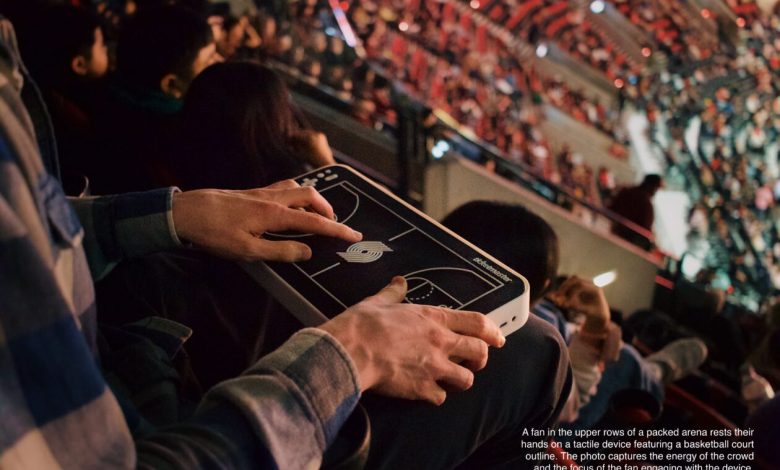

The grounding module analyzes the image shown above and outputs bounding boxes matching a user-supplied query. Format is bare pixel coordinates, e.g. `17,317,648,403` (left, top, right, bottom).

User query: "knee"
486,315,571,394
504,315,570,367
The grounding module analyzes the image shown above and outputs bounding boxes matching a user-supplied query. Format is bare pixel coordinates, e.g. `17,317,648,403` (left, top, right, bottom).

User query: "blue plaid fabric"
0,18,359,469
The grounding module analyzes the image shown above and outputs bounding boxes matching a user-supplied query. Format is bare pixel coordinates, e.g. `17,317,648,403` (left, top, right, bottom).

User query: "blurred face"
219,20,247,59
309,61,321,77
163,41,221,99
208,15,224,44
330,37,344,54
83,28,109,78
278,35,292,53
312,33,327,53
262,17,277,40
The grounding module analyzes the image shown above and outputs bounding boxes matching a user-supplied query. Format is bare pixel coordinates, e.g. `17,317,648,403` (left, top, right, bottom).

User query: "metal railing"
428,120,658,248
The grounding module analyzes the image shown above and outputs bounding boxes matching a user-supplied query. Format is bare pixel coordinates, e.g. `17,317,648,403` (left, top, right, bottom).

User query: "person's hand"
172,180,362,262
320,277,506,405
548,275,610,334
289,130,336,167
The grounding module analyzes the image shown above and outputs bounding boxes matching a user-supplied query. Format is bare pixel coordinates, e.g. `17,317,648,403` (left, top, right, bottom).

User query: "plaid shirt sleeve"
137,329,362,470
69,188,183,280
0,17,361,469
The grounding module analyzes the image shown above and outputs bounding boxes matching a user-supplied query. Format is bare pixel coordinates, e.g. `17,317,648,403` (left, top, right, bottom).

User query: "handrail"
431,121,658,245
274,51,658,248
271,60,356,107
307,0,658,249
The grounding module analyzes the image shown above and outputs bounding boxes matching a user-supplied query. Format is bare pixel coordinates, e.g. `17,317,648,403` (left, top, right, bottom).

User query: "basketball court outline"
286,180,507,310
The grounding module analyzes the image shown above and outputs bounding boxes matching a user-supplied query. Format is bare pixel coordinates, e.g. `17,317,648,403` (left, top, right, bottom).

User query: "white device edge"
241,164,531,335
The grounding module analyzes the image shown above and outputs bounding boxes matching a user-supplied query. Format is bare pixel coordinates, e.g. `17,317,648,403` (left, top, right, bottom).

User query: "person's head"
329,35,344,55
258,14,277,42
301,58,322,78
218,14,247,58
117,6,219,99
18,5,108,86
640,174,663,195
310,31,328,53
442,201,559,304
277,34,293,54
179,61,304,188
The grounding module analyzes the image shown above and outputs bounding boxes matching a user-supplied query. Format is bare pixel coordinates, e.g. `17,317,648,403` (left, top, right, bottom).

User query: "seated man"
443,201,707,428
91,5,221,194
0,15,571,469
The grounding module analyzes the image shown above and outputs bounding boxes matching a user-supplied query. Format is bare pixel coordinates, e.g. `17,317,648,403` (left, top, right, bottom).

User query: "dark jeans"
97,251,573,469
363,315,573,470
96,250,281,390
568,344,664,430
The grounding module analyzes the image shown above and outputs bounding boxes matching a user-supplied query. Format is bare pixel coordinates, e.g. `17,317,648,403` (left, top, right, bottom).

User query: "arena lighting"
593,270,617,288
535,43,549,58
431,140,451,159
736,17,746,28
398,21,409,32
469,0,480,9
589,0,605,14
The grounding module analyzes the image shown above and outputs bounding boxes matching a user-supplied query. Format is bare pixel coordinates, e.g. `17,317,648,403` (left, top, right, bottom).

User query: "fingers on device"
242,164,530,336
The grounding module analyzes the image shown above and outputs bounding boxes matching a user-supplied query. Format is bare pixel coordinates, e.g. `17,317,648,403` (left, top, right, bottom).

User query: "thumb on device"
370,276,408,305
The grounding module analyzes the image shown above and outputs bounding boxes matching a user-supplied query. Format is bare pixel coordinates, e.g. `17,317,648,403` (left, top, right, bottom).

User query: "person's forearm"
137,328,361,469
568,334,602,409
69,188,182,279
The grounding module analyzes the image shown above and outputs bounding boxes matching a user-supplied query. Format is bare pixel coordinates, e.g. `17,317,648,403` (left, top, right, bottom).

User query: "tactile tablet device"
242,164,530,336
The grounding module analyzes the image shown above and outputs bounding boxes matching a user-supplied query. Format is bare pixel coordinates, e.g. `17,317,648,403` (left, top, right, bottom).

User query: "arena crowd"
0,0,778,468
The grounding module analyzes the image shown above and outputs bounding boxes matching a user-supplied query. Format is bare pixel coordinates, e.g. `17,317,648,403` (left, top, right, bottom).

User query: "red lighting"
614,78,624,88
736,17,746,28
641,47,651,57
701,8,711,19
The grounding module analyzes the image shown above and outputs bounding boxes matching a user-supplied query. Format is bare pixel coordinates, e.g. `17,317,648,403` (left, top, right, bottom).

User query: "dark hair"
176,61,305,189
442,201,559,304
641,174,663,190
223,14,241,32
117,6,213,90
15,4,99,86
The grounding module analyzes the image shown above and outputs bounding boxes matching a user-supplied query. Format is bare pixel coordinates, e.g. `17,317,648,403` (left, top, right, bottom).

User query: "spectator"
91,5,221,194
216,14,260,59
443,200,707,427
175,61,334,190
13,4,108,195
0,15,574,469
608,174,663,249
0,12,568,468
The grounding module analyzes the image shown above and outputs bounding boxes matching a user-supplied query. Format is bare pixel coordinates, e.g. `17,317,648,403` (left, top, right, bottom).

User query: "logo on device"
338,241,393,263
